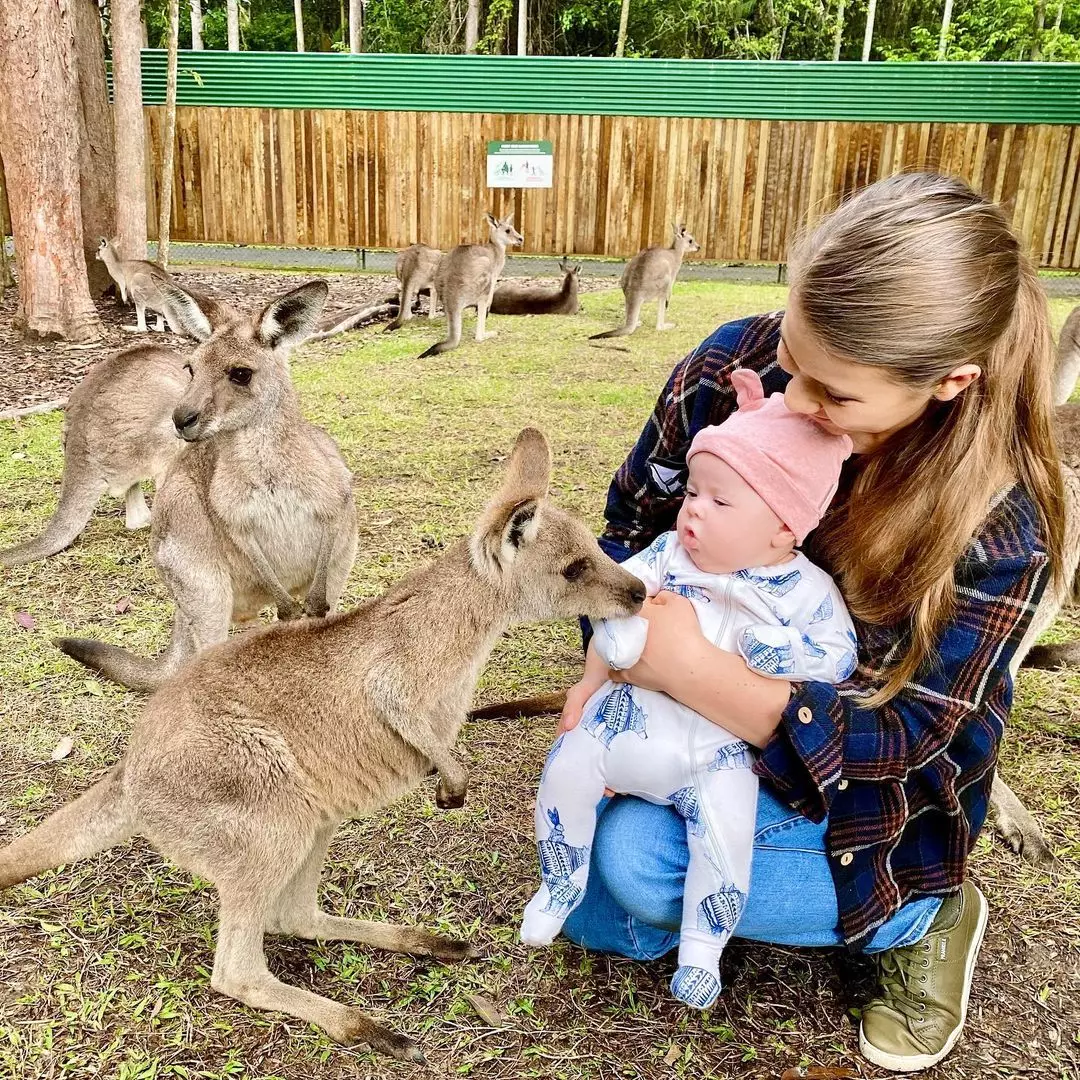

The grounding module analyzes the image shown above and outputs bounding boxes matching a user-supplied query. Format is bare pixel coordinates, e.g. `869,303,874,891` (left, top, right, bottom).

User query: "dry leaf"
663,1044,683,1066
370,516,394,527
781,1068,858,1080
50,736,74,762
115,597,132,615
15,611,36,631
463,992,508,1028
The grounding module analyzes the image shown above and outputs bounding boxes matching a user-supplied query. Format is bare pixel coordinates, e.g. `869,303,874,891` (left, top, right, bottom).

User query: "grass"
0,280,1078,1079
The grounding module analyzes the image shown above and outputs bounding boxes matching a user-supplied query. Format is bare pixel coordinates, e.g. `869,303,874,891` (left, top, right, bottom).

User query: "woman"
559,173,1065,1072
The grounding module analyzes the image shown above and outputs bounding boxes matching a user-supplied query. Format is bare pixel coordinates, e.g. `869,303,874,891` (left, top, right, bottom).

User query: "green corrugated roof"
139,52,1080,124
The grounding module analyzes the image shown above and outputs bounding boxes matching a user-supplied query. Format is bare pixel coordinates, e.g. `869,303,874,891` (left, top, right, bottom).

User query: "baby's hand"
558,679,595,734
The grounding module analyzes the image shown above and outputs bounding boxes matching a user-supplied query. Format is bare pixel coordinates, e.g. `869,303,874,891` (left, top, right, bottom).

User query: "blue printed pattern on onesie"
662,572,711,603
540,734,565,785
668,786,706,837
708,741,755,772
732,567,802,596
697,885,745,937
638,532,670,568
810,593,834,624
740,629,796,675
583,684,649,747
836,629,858,680
671,966,722,1009
536,808,590,917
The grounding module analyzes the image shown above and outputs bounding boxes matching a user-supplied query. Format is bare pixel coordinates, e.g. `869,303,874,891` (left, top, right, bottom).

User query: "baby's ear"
771,524,798,551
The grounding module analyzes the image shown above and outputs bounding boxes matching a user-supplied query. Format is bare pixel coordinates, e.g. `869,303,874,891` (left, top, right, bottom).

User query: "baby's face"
676,454,795,574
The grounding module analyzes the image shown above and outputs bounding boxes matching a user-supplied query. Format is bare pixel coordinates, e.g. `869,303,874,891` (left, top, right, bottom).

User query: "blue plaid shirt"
600,313,1050,947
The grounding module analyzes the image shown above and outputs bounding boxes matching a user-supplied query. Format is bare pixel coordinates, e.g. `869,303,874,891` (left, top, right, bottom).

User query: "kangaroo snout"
628,581,647,607
173,406,202,440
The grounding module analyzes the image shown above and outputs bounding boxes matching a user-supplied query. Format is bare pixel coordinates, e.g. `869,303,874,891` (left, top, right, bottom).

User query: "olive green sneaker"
859,881,988,1072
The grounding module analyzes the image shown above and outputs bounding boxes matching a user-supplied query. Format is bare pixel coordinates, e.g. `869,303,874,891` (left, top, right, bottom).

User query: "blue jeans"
562,789,941,959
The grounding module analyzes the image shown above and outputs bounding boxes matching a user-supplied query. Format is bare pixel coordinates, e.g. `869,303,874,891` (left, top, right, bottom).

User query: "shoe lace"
873,942,930,1022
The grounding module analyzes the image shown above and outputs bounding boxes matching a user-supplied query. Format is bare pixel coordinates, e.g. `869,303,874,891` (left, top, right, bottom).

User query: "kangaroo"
0,428,646,1061
490,258,582,316
419,212,523,358
55,280,359,693
1,292,235,568
1055,304,1080,406
384,243,442,331
96,237,184,334
590,224,701,340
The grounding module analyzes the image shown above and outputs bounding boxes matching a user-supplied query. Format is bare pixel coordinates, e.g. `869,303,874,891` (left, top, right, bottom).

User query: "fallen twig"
307,302,398,342
0,398,67,421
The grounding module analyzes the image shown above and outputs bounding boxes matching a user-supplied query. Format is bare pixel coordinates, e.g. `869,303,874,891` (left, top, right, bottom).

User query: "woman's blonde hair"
789,172,1066,704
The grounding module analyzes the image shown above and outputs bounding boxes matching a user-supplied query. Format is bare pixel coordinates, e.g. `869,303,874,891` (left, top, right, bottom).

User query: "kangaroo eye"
562,559,588,582
228,367,253,386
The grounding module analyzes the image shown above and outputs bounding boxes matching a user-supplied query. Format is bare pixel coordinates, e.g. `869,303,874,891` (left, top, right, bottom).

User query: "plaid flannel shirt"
600,312,1050,948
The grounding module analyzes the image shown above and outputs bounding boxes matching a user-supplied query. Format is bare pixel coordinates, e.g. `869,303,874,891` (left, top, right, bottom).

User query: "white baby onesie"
521,530,857,1009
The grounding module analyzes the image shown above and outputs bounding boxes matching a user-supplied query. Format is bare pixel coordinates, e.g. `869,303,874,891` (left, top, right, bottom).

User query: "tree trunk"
516,0,526,55
832,0,844,60
349,0,361,52
112,0,148,261
614,0,631,56
190,0,203,49
0,0,102,340
73,0,116,297
0,153,13,296
226,0,240,50
937,0,954,58
158,0,180,269
1030,0,1046,60
294,0,305,51
861,0,877,60
465,0,479,52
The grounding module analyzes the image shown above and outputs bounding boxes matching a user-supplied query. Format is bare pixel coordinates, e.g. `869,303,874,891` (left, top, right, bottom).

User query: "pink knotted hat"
686,369,853,544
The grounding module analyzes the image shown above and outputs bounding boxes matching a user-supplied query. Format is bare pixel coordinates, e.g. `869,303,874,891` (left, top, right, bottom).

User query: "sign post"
486,140,554,188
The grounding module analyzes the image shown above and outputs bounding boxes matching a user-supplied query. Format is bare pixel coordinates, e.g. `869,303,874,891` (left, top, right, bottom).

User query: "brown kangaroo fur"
55,280,358,692
490,258,582,316
419,212,523,358
590,224,700,340
1,293,235,568
0,428,646,1061
1055,304,1080,406
384,243,443,331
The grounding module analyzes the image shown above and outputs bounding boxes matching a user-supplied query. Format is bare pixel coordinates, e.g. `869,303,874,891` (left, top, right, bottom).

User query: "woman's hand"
558,678,598,734
608,591,704,695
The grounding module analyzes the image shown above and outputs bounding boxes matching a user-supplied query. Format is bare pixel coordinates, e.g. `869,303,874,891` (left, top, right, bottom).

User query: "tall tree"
1031,0,1046,58
517,0,527,53
833,0,845,59
938,0,954,57
615,0,631,56
465,0,480,51
227,0,241,49
112,0,148,261
0,154,13,298
190,0,204,48
158,0,180,269
74,0,116,296
295,0,306,49
862,0,878,58
349,0,362,50
0,0,102,340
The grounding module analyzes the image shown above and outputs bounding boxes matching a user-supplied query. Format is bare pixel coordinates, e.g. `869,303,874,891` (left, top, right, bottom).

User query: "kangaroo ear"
159,283,215,342
501,211,516,226
485,211,499,228
573,264,582,275
255,280,329,350
499,427,551,503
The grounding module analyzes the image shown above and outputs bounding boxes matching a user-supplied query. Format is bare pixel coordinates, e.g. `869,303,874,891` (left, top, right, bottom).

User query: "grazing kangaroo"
1,292,235,568
0,428,646,1061
96,238,180,334
590,224,700,340
1055,304,1080,405
419,212,523,358
490,258,582,316
55,280,359,692
384,243,442,331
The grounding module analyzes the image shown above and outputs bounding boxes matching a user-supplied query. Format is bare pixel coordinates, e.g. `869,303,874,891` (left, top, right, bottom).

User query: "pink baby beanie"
686,368,853,544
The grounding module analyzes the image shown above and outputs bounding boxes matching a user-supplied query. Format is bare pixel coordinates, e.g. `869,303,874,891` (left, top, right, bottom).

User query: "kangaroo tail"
0,766,136,890
54,636,177,693
418,339,457,358
307,302,399,342
0,475,103,567
469,689,569,721
588,325,632,340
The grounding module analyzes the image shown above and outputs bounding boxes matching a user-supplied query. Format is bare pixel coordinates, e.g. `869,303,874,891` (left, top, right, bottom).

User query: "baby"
520,369,858,1009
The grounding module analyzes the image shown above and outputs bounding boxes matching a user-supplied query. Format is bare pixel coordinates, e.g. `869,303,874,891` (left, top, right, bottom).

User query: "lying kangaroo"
96,238,180,334
1,292,234,568
0,428,646,1061
56,280,358,692
490,258,582,316
419,212,523,358
384,243,442,331
590,224,700,340
1055,304,1080,406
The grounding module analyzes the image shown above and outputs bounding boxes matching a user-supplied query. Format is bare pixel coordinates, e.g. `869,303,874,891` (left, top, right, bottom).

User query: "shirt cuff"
754,680,844,823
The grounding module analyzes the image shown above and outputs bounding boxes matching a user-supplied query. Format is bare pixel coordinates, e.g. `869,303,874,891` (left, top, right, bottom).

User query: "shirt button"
839,851,854,866
837,779,849,791
797,707,813,725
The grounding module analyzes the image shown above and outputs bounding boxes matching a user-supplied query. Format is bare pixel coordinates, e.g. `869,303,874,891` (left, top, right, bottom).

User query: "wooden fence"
144,106,1080,269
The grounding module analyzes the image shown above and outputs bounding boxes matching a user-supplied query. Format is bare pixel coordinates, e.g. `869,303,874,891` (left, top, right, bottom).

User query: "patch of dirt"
0,267,611,413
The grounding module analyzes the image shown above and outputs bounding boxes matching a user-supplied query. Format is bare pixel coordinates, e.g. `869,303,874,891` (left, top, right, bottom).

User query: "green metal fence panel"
138,52,1080,124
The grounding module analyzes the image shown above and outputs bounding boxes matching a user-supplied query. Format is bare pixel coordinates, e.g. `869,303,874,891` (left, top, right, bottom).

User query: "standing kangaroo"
1054,304,1080,405
55,280,359,692
490,258,582,316
419,212,523,358
590,224,700,340
96,237,180,333
1,293,235,568
0,428,647,1062
384,243,442,331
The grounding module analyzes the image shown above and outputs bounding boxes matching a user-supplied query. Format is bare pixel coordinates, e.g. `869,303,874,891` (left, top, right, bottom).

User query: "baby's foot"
520,893,566,947
671,965,721,1009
